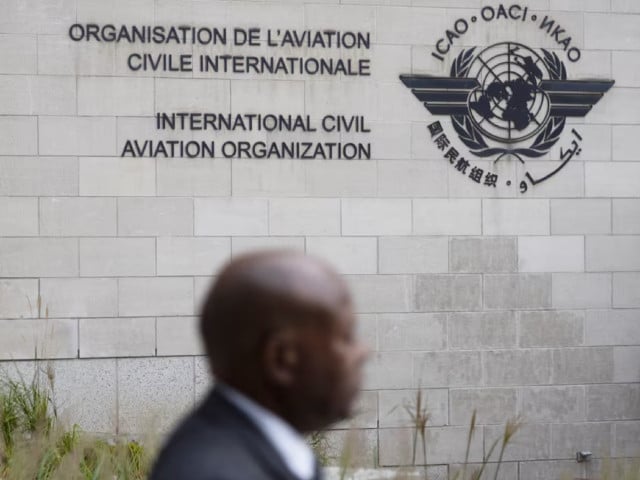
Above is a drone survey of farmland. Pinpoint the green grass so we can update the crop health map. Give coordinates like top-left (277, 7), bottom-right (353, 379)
top-left (0, 363), bottom-right (154, 480)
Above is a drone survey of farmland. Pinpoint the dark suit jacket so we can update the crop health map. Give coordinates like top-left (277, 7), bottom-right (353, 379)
top-left (149, 388), bottom-right (320, 480)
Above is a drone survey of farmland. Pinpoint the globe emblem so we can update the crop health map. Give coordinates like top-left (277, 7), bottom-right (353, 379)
top-left (466, 42), bottom-right (551, 144)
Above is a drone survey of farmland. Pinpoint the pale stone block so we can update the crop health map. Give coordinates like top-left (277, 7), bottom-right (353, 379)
top-left (76, 0), bottom-right (154, 23)
top-left (378, 388), bottom-right (448, 428)
top-left (118, 197), bottom-right (193, 236)
top-left (553, 347), bottom-right (613, 384)
top-left (614, 347), bottom-right (640, 383)
top-left (586, 163), bottom-right (640, 197)
top-left (231, 236), bottom-right (304, 256)
top-left (363, 352), bottom-right (413, 390)
top-left (585, 13), bottom-right (640, 50)
top-left (484, 274), bottom-right (552, 310)
top-left (614, 273), bottom-right (640, 308)
top-left (346, 275), bottom-right (414, 313)
top-left (516, 161), bottom-right (584, 198)
top-left (377, 160), bottom-right (448, 197)
top-left (271, 198), bottom-right (341, 235)
top-left (0, 116), bottom-right (36, 155)
top-left (38, 34), bottom-right (115, 76)
top-left (40, 197), bottom-right (116, 236)
top-left (587, 384), bottom-right (640, 421)
top-left (39, 116), bottom-right (116, 156)
top-left (483, 199), bottom-right (550, 236)
top-left (586, 236), bottom-right (640, 271)
top-left (415, 274), bottom-right (482, 312)
top-left (0, 0), bottom-right (75, 34)
top-left (304, 4), bottom-right (375, 31)
top-left (450, 388), bottom-right (518, 425)
top-left (613, 52), bottom-right (640, 88)
top-left (195, 198), bottom-right (268, 236)
top-left (484, 350), bottom-right (552, 386)
top-left (615, 422), bottom-right (640, 458)
top-left (231, 80), bottom-right (304, 115)
top-left (613, 126), bottom-right (640, 161)
top-left (450, 237), bottom-right (517, 273)
top-left (157, 317), bottom-right (204, 356)
top-left (195, 356), bottom-right (213, 403)
top-left (0, 238), bottom-right (77, 277)
top-left (551, 199), bottom-right (611, 235)
top-left (306, 81), bottom-right (378, 119)
top-left (521, 386), bottom-right (585, 423)
top-left (613, 200), bottom-right (640, 234)
top-left (79, 157), bottom-right (155, 196)
top-left (377, 313), bottom-right (446, 351)
top-left (519, 310), bottom-right (584, 348)
top-left (0, 319), bottom-right (77, 360)
top-left (485, 424), bottom-right (551, 462)
top-left (413, 199), bottom-right (481, 236)
top-left (305, 160), bottom-right (377, 197)
top-left (0, 34), bottom-right (37, 73)
top-left (357, 313), bottom-right (377, 353)
top-left (550, 0), bottom-right (610, 11)
top-left (448, 312), bottom-right (516, 350)
top-left (324, 429), bottom-right (378, 469)
top-left (50, 359), bottom-right (117, 433)
top-left (518, 236), bottom-right (584, 273)
top-left (378, 237), bottom-right (448, 274)
top-left (78, 77), bottom-right (154, 116)
top-left (118, 357), bottom-right (194, 434)
top-left (379, 426), bottom-right (483, 466)
top-left (585, 309), bottom-right (640, 346)
top-left (563, 123), bottom-right (612, 162)
top-left (0, 75), bottom-right (75, 115)
top-left (612, 0), bottom-right (640, 12)
top-left (519, 460), bottom-right (585, 480)
top-left (79, 317), bottom-right (155, 358)
top-left (0, 197), bottom-right (38, 236)
top-left (551, 423), bottom-right (612, 459)
top-left (157, 237), bottom-right (230, 276)
top-left (226, 3), bottom-right (304, 30)
top-left (0, 156), bottom-right (78, 196)
top-left (414, 351), bottom-right (482, 388)
top-left (552, 273), bottom-right (611, 309)
top-left (119, 277), bottom-right (193, 317)
top-left (157, 158), bottom-right (231, 197)
top-left (0, 279), bottom-right (38, 318)
top-left (306, 237), bottom-right (377, 274)
top-left (342, 199), bottom-right (411, 236)
top-left (156, 78), bottom-right (230, 112)
top-left (232, 159), bottom-right (306, 197)
top-left (375, 6), bottom-right (447, 44)
top-left (368, 123), bottom-right (412, 160)
top-left (40, 278), bottom-right (117, 318)
top-left (80, 238), bottom-right (155, 277)
top-left (332, 390), bottom-right (378, 430)
top-left (367, 44), bottom-right (411, 83)
top-left (194, 276), bottom-right (213, 317)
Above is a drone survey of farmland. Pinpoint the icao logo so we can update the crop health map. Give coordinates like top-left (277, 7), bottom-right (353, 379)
top-left (400, 6), bottom-right (614, 193)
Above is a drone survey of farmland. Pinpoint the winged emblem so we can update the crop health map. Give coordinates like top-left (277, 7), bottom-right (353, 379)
top-left (401, 42), bottom-right (614, 159)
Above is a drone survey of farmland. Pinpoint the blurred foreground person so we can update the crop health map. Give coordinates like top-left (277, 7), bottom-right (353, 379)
top-left (150, 250), bottom-right (369, 480)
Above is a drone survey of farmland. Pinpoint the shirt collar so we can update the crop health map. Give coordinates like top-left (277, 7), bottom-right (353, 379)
top-left (216, 383), bottom-right (316, 480)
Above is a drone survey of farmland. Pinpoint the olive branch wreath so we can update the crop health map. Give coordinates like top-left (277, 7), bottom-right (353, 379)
top-left (450, 47), bottom-right (566, 159)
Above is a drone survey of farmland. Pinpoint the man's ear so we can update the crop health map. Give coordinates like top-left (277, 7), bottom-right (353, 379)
top-left (263, 328), bottom-right (299, 386)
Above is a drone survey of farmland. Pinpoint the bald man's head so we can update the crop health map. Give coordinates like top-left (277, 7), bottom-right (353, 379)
top-left (200, 250), bottom-right (368, 431)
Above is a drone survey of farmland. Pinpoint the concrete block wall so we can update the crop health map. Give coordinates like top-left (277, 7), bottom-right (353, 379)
top-left (0, 0), bottom-right (638, 478)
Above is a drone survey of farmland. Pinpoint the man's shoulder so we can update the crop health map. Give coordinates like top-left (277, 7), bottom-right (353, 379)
top-left (149, 393), bottom-right (272, 480)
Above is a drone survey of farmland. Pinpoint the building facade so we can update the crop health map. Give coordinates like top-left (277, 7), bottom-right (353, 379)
top-left (0, 0), bottom-right (639, 478)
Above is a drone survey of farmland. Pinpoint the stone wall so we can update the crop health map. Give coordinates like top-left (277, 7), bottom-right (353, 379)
top-left (0, 0), bottom-right (639, 478)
